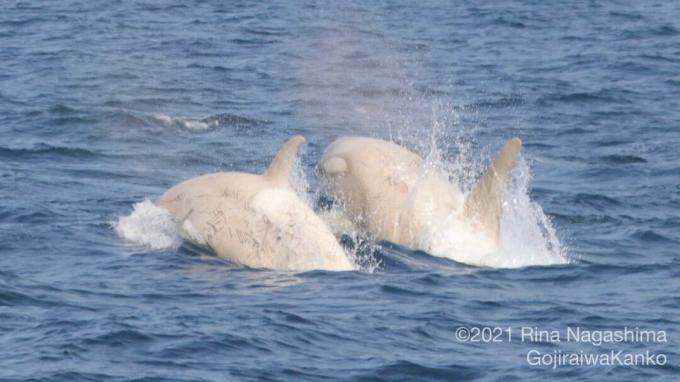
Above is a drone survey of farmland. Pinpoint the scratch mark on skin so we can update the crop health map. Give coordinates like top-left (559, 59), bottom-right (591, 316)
top-left (177, 208), bottom-right (194, 226)
top-left (206, 209), bottom-right (227, 234)
top-left (195, 193), bottom-right (217, 199)
top-left (386, 175), bottom-right (408, 192)
top-left (235, 228), bottom-right (261, 256)
top-left (222, 189), bottom-right (243, 200)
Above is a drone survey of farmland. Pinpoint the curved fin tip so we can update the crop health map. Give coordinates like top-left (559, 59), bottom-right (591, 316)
top-left (264, 135), bottom-right (306, 185)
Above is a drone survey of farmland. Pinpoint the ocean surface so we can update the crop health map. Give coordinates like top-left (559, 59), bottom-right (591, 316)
top-left (1, 1), bottom-right (679, 381)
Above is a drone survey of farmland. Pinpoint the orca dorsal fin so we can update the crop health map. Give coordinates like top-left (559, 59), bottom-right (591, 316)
top-left (463, 137), bottom-right (522, 244)
top-left (264, 135), bottom-right (306, 186)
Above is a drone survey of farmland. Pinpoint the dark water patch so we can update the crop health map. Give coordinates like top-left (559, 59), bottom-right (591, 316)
top-left (582, 262), bottom-right (671, 276)
top-left (381, 284), bottom-right (430, 297)
top-left (81, 329), bottom-right (154, 347)
top-left (557, 127), bottom-right (590, 136)
top-left (2, 206), bottom-right (59, 224)
top-left (355, 361), bottom-right (481, 381)
top-left (51, 115), bottom-right (100, 126)
top-left (49, 104), bottom-right (81, 115)
top-left (277, 310), bottom-right (317, 326)
top-left (538, 89), bottom-right (632, 105)
top-left (0, 17), bottom-right (50, 28)
top-left (620, 24), bottom-right (680, 39)
top-left (651, 24), bottom-right (680, 37)
top-left (549, 212), bottom-right (623, 226)
top-left (606, 60), bottom-right (656, 75)
top-left (639, 54), bottom-right (680, 63)
top-left (527, 300), bottom-right (587, 320)
top-left (572, 193), bottom-right (621, 211)
top-left (599, 154), bottom-right (646, 164)
top-left (575, 165), bottom-right (646, 180)
top-left (0, 91), bottom-right (29, 106)
top-left (608, 11), bottom-right (645, 21)
top-left (0, 270), bottom-right (18, 281)
top-left (33, 371), bottom-right (121, 382)
top-left (494, 16), bottom-right (526, 29)
top-left (415, 273), bottom-right (448, 287)
top-left (593, 139), bottom-right (632, 147)
top-left (632, 230), bottom-right (677, 244)
top-left (468, 299), bottom-right (508, 311)
top-left (186, 63), bottom-right (235, 73)
top-left (374, 241), bottom-right (470, 272)
top-left (60, 168), bottom-right (141, 182)
top-left (0, 285), bottom-right (72, 308)
top-left (0, 144), bottom-right (97, 160)
top-left (523, 142), bottom-right (555, 149)
top-left (515, 265), bottom-right (586, 284)
top-left (0, 288), bottom-right (38, 307)
top-left (243, 26), bottom-right (290, 37)
top-left (230, 37), bottom-right (282, 45)
top-left (136, 3), bottom-right (189, 12)
top-left (558, 35), bottom-right (593, 42)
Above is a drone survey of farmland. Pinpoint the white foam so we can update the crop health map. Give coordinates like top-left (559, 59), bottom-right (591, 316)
top-left (316, 208), bottom-right (382, 272)
top-left (327, 213), bottom-right (357, 240)
top-left (149, 113), bottom-right (213, 131)
top-left (114, 200), bottom-right (182, 250)
top-left (179, 219), bottom-right (207, 246)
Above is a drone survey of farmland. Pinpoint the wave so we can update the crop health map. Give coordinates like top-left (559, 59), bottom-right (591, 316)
top-left (39, 106), bottom-right (267, 133)
top-left (360, 360), bottom-right (480, 381)
top-left (599, 154), bottom-right (646, 164)
top-left (147, 112), bottom-right (266, 131)
top-left (0, 144), bottom-right (96, 159)
top-left (572, 193), bottom-right (621, 210)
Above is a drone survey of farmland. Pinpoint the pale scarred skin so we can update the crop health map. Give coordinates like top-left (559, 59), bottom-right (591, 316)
top-left (158, 136), bottom-right (353, 272)
top-left (318, 136), bottom-right (522, 254)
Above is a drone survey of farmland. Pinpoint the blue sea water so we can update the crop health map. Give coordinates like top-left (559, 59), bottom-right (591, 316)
top-left (1, 1), bottom-right (679, 380)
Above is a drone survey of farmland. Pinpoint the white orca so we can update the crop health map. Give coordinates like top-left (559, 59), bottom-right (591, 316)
top-left (158, 136), bottom-right (354, 272)
top-left (318, 136), bottom-right (522, 263)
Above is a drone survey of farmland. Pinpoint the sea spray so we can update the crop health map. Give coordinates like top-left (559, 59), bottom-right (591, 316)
top-left (114, 199), bottom-right (182, 251)
top-left (149, 113), bottom-right (213, 131)
top-left (497, 158), bottom-right (568, 267)
top-left (294, 156), bottom-right (383, 273)
top-left (411, 130), bottom-right (568, 268)
top-left (317, 102), bottom-right (568, 268)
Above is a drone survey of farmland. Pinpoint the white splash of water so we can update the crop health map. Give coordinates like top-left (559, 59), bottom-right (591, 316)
top-left (290, 155), bottom-right (373, 272)
top-left (149, 113), bottom-right (214, 131)
top-left (113, 199), bottom-right (182, 251)
top-left (316, 100), bottom-right (568, 269)
top-left (497, 158), bottom-right (568, 267)
top-left (388, 97), bottom-right (568, 268)
top-left (416, 136), bottom-right (569, 268)
top-left (289, 148), bottom-right (314, 207)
